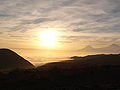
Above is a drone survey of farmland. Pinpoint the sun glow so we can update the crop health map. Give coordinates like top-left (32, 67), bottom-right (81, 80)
top-left (40, 29), bottom-right (58, 47)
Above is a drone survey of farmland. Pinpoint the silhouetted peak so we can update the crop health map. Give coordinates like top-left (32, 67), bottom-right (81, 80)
top-left (84, 45), bottom-right (94, 49)
top-left (0, 48), bottom-right (12, 52)
top-left (0, 48), bottom-right (34, 71)
top-left (0, 48), bottom-right (22, 58)
top-left (86, 45), bottom-right (93, 48)
top-left (80, 45), bottom-right (95, 52)
top-left (109, 44), bottom-right (120, 47)
top-left (0, 49), bottom-right (15, 54)
top-left (80, 44), bottom-right (120, 53)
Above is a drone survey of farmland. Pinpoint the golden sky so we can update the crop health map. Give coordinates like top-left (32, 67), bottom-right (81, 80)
top-left (0, 0), bottom-right (120, 65)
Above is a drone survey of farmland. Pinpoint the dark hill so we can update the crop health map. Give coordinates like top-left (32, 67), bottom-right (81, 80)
top-left (39, 54), bottom-right (120, 70)
top-left (1, 54), bottom-right (120, 89)
top-left (0, 49), bottom-right (34, 71)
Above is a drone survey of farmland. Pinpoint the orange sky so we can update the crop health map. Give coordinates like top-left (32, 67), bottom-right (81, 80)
top-left (0, 0), bottom-right (120, 65)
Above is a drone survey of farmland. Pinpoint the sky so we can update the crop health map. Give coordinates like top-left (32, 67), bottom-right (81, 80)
top-left (0, 0), bottom-right (120, 65)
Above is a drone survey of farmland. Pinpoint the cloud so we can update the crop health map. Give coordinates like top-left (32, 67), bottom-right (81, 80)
top-left (0, 0), bottom-right (120, 48)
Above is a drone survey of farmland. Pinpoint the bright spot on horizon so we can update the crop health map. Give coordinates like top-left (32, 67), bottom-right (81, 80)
top-left (40, 29), bottom-right (58, 47)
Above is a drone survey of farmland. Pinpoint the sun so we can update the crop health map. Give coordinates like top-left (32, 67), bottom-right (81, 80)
top-left (40, 29), bottom-right (58, 47)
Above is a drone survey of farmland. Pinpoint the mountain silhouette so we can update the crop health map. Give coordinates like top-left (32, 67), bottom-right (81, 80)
top-left (0, 49), bottom-right (34, 71)
top-left (1, 54), bottom-right (120, 89)
top-left (80, 44), bottom-right (120, 53)
top-left (80, 45), bottom-right (95, 52)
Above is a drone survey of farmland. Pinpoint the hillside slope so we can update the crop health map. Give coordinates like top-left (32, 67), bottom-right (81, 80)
top-left (0, 49), bottom-right (34, 70)
top-left (0, 54), bottom-right (120, 89)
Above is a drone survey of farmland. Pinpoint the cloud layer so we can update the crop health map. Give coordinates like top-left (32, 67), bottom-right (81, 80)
top-left (0, 0), bottom-right (120, 49)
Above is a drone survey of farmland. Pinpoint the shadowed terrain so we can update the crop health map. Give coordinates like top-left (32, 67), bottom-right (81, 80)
top-left (0, 49), bottom-right (34, 71)
top-left (0, 50), bottom-right (120, 89)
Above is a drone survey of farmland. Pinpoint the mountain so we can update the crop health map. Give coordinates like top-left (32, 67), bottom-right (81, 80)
top-left (1, 54), bottom-right (120, 89)
top-left (80, 45), bottom-right (95, 52)
top-left (100, 44), bottom-right (120, 52)
top-left (80, 44), bottom-right (120, 53)
top-left (0, 49), bottom-right (34, 71)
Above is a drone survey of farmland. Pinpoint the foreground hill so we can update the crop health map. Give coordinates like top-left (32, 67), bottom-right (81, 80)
top-left (0, 54), bottom-right (120, 89)
top-left (0, 49), bottom-right (34, 71)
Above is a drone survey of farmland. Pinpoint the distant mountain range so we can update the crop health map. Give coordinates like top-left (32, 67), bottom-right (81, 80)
top-left (0, 49), bottom-right (34, 71)
top-left (80, 44), bottom-right (120, 53)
